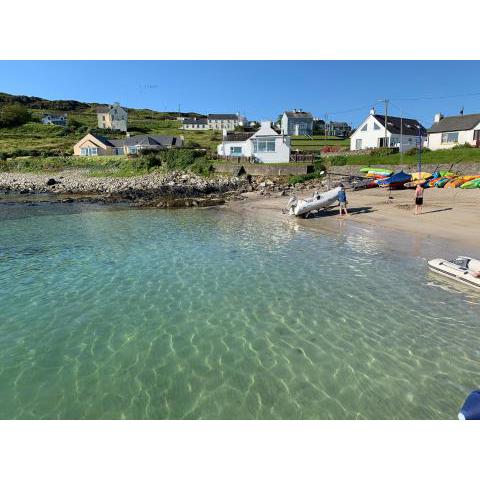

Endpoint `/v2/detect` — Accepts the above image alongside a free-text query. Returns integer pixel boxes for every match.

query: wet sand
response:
[228,187,480,258]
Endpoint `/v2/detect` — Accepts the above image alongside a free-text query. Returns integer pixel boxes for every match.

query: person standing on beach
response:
[338,184,348,216]
[414,183,424,215]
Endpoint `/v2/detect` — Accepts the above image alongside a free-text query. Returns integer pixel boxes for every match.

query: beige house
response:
[73,133,183,156]
[427,113,480,150]
[96,102,128,132]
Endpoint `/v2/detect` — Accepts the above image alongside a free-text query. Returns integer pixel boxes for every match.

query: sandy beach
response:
[229,187,480,257]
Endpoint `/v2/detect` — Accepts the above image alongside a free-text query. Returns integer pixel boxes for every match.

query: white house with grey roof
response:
[281,110,313,136]
[427,113,480,150]
[207,113,246,131]
[96,102,128,132]
[217,121,291,163]
[41,112,68,126]
[181,117,209,130]
[350,108,426,152]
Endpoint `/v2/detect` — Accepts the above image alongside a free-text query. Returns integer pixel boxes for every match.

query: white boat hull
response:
[428,257,480,290]
[289,187,341,217]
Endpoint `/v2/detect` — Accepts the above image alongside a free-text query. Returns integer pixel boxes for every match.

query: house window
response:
[128,146,138,154]
[441,132,459,143]
[230,146,242,156]
[253,138,276,152]
[373,123,380,130]
[361,124,368,131]
[80,147,98,156]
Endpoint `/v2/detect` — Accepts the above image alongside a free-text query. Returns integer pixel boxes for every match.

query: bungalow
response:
[96,102,128,132]
[73,133,183,156]
[41,112,68,126]
[181,117,209,130]
[350,108,426,152]
[217,121,291,163]
[281,110,313,136]
[427,113,480,150]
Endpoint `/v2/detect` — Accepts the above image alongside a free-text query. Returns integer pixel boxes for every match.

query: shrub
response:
[452,142,473,149]
[369,147,397,157]
[0,103,32,127]
[329,156,347,166]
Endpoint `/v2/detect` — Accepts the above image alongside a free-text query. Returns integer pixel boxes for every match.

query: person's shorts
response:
[415,197,423,206]
[339,201,347,209]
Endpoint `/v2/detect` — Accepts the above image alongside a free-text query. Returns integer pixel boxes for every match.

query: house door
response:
[378,137,388,147]
[355,139,362,150]
[474,130,480,147]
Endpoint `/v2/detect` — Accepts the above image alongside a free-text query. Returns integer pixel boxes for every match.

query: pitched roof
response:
[88,134,181,148]
[373,115,426,136]
[428,113,480,133]
[208,113,239,120]
[284,111,313,119]
[95,104,126,114]
[182,117,208,125]
[223,132,254,142]
[42,112,67,117]
[123,135,180,147]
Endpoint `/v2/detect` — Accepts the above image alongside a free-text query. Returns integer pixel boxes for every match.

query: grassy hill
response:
[0,92,221,155]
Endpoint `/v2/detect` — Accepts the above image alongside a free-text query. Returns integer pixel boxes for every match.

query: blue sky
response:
[1,61,480,127]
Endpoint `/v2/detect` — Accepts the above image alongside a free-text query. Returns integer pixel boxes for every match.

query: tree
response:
[0,103,32,127]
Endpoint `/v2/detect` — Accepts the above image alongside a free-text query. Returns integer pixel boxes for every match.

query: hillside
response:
[0,92,219,154]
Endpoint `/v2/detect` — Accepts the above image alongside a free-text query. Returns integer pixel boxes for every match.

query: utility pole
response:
[324,113,328,143]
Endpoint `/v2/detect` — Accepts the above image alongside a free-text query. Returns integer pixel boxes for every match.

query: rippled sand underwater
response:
[0,201,479,419]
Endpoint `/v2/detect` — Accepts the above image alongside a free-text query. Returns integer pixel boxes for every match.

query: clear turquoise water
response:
[1,200,479,419]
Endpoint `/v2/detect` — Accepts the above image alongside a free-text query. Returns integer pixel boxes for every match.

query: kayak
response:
[460,178,480,189]
[411,172,432,181]
[360,167,393,175]
[434,177,452,188]
[445,176,480,188]
[428,257,480,290]
[439,170,456,177]
[288,187,341,217]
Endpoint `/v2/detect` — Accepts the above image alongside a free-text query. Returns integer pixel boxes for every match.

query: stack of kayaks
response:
[359,167,480,189]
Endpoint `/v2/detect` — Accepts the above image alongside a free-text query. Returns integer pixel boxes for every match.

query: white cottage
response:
[217,121,291,163]
[350,108,426,152]
[427,113,480,150]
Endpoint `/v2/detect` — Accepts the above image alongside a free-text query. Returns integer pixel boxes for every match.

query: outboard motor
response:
[458,390,480,420]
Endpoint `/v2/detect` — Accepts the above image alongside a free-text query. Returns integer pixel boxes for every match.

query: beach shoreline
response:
[226,187,480,257]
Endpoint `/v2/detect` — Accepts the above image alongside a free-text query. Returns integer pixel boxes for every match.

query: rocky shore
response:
[0,169,251,207]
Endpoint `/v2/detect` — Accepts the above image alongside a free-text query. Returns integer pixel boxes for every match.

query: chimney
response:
[370,107,376,115]
[434,113,443,123]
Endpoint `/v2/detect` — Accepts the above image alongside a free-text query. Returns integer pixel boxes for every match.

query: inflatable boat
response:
[428,257,480,290]
[288,187,341,217]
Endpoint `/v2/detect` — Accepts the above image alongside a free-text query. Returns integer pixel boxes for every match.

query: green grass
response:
[0,108,223,155]
[290,135,349,152]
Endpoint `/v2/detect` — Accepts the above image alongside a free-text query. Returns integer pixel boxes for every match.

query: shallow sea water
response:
[0,200,479,419]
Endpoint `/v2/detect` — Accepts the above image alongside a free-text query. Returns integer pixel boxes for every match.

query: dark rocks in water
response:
[46,178,58,186]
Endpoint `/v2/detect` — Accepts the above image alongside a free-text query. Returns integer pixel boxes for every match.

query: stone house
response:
[281,110,313,136]
[96,102,128,132]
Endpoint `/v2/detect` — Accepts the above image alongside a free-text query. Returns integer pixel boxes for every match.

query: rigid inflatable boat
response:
[428,257,480,290]
[288,187,341,217]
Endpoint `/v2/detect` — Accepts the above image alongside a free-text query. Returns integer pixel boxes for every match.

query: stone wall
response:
[214,162,313,177]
